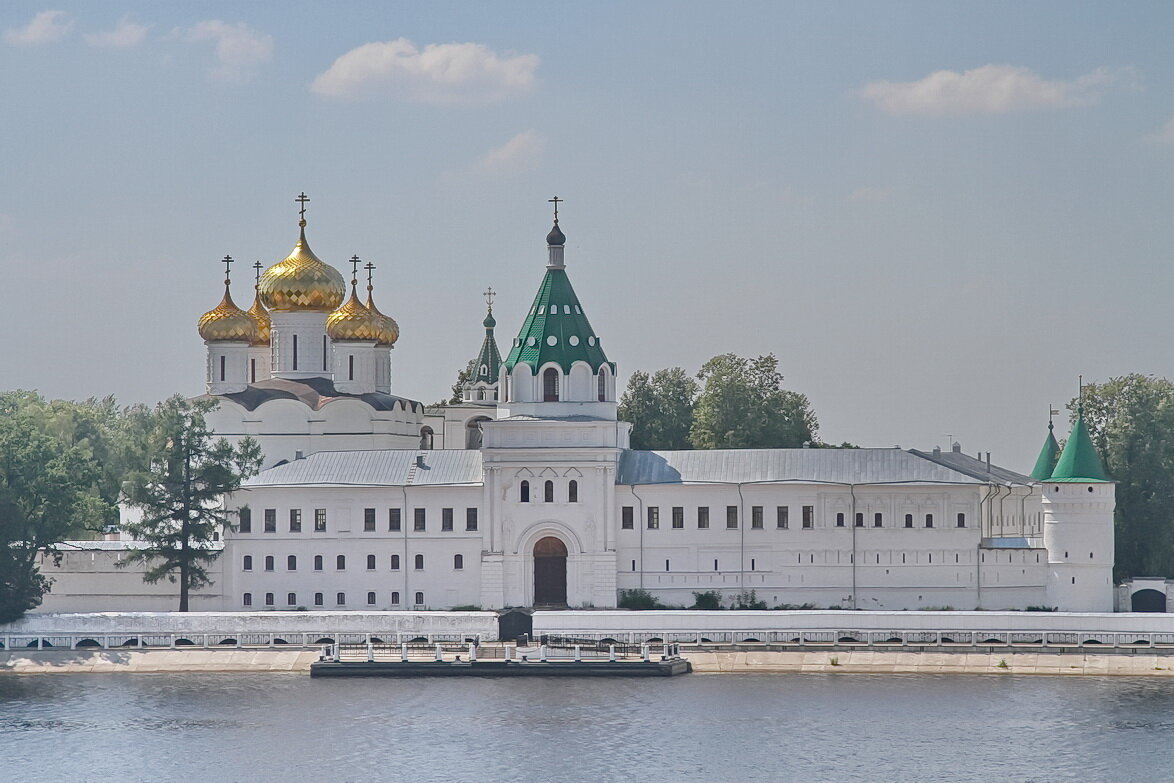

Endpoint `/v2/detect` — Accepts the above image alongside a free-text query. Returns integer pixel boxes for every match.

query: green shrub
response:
[1025,605,1058,612]
[450,605,482,611]
[691,590,723,610]
[731,590,768,610]
[774,602,817,610]
[618,589,665,610]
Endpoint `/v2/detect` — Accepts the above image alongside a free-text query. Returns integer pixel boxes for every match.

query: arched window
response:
[390,554,400,570]
[313,554,323,571]
[367,591,376,605]
[419,426,434,450]
[242,592,252,606]
[414,591,424,605]
[543,368,560,401]
[544,480,554,503]
[366,554,376,570]
[520,480,530,503]
[287,592,296,606]
[391,591,400,605]
[314,593,323,606]
[336,592,346,605]
[336,554,346,570]
[242,555,253,571]
[454,554,464,570]
[265,592,274,606]
[414,554,425,570]
[348,355,354,381]
[904,514,913,528]
[598,369,607,402]
[287,555,296,571]
[264,555,274,571]
[219,355,226,382]
[568,480,578,503]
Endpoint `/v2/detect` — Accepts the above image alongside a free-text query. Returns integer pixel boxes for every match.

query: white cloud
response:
[476,130,546,173]
[4,10,73,45]
[186,20,272,81]
[85,17,149,48]
[1147,118,1174,146]
[861,65,1132,116]
[311,37,538,103]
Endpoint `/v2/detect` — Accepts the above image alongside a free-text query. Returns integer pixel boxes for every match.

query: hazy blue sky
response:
[1,1,1172,471]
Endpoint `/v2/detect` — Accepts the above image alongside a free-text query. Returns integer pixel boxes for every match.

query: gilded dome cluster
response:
[327,284,383,341]
[198,285,259,343]
[366,290,400,346]
[258,222,346,312]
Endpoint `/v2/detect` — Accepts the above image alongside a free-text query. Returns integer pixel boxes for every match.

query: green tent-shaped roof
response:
[471,309,502,385]
[503,222,612,374]
[1049,413,1110,482]
[1030,423,1061,481]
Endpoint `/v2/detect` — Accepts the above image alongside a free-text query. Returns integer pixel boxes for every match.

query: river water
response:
[0,672,1171,782]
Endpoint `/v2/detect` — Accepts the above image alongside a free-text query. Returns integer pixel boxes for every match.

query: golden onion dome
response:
[327,285,382,341]
[258,221,346,312]
[366,290,400,346]
[198,285,259,343]
[246,288,271,345]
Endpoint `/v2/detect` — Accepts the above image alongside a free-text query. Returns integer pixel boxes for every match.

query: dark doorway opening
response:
[533,536,568,606]
[1132,588,1167,612]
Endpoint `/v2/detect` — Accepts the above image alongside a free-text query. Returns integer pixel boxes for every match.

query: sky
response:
[1,1,1172,473]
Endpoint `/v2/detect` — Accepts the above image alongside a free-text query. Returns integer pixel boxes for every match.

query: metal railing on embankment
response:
[530,629,1174,651]
[325,639,682,664]
[0,631,481,651]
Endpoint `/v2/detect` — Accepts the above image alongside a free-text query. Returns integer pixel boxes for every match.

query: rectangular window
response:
[672,507,684,529]
[442,508,454,532]
[905,514,914,528]
[264,509,277,533]
[238,507,252,533]
[414,508,426,532]
[314,592,323,607]
[647,507,659,530]
[957,512,966,528]
[855,512,864,528]
[926,514,934,528]
[751,506,763,529]
[804,506,814,529]
[777,506,789,529]
[874,512,883,528]
[363,508,376,532]
[698,506,709,529]
[389,508,401,532]
[726,506,738,529]
[466,508,478,531]
[281,508,296,533]
[621,506,634,530]
[313,508,326,532]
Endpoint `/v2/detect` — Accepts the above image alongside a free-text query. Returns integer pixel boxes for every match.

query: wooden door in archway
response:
[533,536,568,606]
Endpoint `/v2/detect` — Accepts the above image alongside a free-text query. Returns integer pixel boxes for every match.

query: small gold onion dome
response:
[366,290,400,346]
[258,221,345,311]
[246,289,271,345]
[327,284,383,341]
[198,285,259,343]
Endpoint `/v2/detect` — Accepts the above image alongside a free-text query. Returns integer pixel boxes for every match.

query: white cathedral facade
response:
[179,199,1120,614]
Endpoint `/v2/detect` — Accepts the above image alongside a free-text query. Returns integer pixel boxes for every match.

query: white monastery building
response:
[163,196,1118,615]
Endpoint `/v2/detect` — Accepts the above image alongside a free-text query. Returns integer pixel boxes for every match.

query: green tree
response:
[122,396,262,611]
[432,360,476,407]
[1076,375,1174,581]
[619,367,698,450]
[0,391,108,622]
[690,353,817,449]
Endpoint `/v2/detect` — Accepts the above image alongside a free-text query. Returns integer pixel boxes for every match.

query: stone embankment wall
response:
[0,649,318,674]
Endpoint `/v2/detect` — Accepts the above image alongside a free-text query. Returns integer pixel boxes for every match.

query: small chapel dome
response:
[546,222,566,246]
[246,290,271,346]
[258,220,346,312]
[198,286,259,343]
[327,285,382,342]
[366,292,400,346]
[484,311,497,329]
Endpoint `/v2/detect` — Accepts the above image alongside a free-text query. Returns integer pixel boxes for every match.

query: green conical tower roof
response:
[503,220,613,374]
[1030,422,1062,481]
[472,307,502,385]
[1049,412,1110,482]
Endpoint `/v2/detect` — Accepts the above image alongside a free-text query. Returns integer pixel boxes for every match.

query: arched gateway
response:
[533,536,568,606]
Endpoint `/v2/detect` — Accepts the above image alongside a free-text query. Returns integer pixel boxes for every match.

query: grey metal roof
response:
[244,450,483,488]
[908,448,1032,485]
[617,448,1031,486]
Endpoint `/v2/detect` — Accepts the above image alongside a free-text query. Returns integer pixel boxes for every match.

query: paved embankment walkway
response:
[0,649,319,674]
[685,649,1174,675]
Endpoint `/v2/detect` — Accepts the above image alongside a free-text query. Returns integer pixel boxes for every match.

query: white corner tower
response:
[1040,408,1116,612]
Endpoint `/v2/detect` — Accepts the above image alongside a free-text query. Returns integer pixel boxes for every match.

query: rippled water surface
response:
[2,672,1173,782]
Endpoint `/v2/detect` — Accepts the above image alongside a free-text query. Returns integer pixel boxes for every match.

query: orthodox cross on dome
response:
[483,286,496,312]
[295,192,310,223]
[253,261,263,285]
[222,254,234,284]
[364,260,376,290]
[548,195,562,223]
[349,255,362,285]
